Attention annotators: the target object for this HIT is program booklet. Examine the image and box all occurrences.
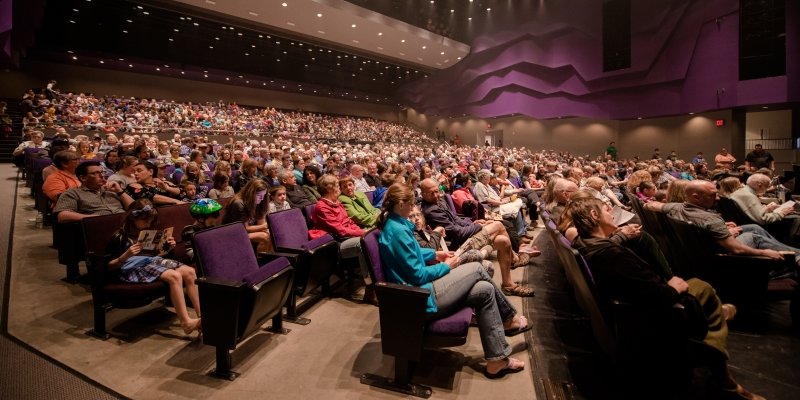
[611,206,635,226]
[136,227,173,256]
[774,200,796,214]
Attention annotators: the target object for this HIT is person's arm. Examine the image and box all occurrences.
[152,193,182,206]
[716,235,783,261]
[42,174,68,202]
[644,201,666,213]
[389,230,450,285]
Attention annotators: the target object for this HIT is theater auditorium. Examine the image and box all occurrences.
[0,0,798,399]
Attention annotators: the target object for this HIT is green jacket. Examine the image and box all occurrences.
[339,191,380,229]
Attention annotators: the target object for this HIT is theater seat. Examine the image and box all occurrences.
[82,212,167,339]
[192,223,295,380]
[359,229,472,398]
[267,208,338,324]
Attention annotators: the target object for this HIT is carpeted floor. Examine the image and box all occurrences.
[1,164,539,400]
[525,222,800,400]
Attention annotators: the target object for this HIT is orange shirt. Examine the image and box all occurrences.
[42,169,81,204]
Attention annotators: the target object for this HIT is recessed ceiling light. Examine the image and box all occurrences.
[122,30,128,33]
[246,80,249,83]
[401,39,405,43]
[156,67,160,71]
[352,40,359,43]
[487,8,491,11]
[317,30,325,34]
[209,45,214,49]
[457,56,462,60]
[164,65,169,67]
[69,20,75,23]
[126,19,132,23]
[399,52,405,56]
[118,58,124,61]
[378,32,383,36]
[204,74,208,78]
[225,77,229,80]
[249,11,258,16]
[67,50,73,53]
[281,2,287,7]
[206,0,216,4]
[258,34,263,38]
[351,24,357,28]
[181,71,185,74]
[174,28,179,32]
[237,32,242,36]
[440,51,445,55]
[128,64,133,67]
[251,44,256,47]
[215,37,219,40]
[287,22,295,26]
[276,59,280,62]
[71,56,77,60]
[422,46,426,49]
[450,9,454,13]
[193,22,199,26]
[468,17,472,21]
[99,60,104,64]
[244,52,249,56]
[377,46,383,50]
[142,11,149,15]
[317,13,322,17]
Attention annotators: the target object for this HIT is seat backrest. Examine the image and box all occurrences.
[302,204,315,228]
[82,213,126,256]
[362,229,384,283]
[154,203,194,259]
[267,208,310,247]
[193,223,258,280]
[443,193,458,215]
[163,165,176,176]
[716,197,756,226]
[171,171,184,185]
[364,190,374,204]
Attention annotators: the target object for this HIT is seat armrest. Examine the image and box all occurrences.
[258,251,299,265]
[275,245,305,254]
[374,281,430,298]
[197,276,245,289]
[374,282,430,360]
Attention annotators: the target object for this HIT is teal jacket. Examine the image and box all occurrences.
[378,212,450,313]
[339,191,380,229]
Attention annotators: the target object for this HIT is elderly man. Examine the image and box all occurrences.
[350,164,373,193]
[12,130,49,167]
[545,178,579,222]
[419,178,535,297]
[730,173,800,246]
[647,180,799,277]
[278,169,314,208]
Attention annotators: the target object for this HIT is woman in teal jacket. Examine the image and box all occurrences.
[377,183,531,379]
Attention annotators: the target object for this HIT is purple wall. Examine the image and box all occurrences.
[399,0,797,120]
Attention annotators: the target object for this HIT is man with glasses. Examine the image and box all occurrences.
[54,161,133,223]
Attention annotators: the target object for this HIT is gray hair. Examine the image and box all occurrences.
[476,169,493,182]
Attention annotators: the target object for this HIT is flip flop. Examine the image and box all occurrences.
[518,244,542,257]
[483,358,525,379]
[503,317,533,337]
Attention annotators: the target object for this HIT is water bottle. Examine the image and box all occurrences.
[34,212,43,228]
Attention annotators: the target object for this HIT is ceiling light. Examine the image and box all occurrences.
[468,17,472,20]
[168,38,174,41]
[422,46,426,49]
[142,11,149,15]
[174,28,179,32]
[209,45,214,49]
[276,59,280,62]
[71,56,77,60]
[352,40,359,43]
[457,56,462,60]
[399,52,405,56]
[204,74,208,78]
[258,34,263,38]
[122,30,128,33]
[286,22,295,26]
[238,75,243,78]
[206,0,216,4]
[126,19,132,23]
[181,71,185,74]
[351,24,357,28]
[244,52,249,56]
[440,51,445,55]
[401,39,405,43]
[281,2,287,7]
[317,30,325,34]
[487,8,491,11]
[99,60,104,64]
[164,65,169,67]
[128,64,133,67]
[73,8,79,12]
[118,58,124,61]
[248,11,258,16]
[317,13,322,17]
[156,67,160,71]
[237,32,242,36]
[225,77,229,80]
[377,46,383,50]
[69,20,75,23]
[251,44,256,47]
[222,26,227,30]
[378,32,383,36]
[193,22,199,26]
[451,9,454,13]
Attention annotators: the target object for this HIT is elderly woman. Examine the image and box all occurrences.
[338,175,380,229]
[378,183,529,378]
[312,174,371,296]
[474,169,526,235]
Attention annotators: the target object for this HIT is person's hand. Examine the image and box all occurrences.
[728,226,742,237]
[761,249,785,262]
[667,276,688,294]
[435,250,454,263]
[444,256,459,269]
[124,242,142,259]
[154,178,168,189]
[105,181,123,194]
[780,208,795,216]
[433,226,446,236]
[474,219,487,225]
[724,221,738,228]
[765,202,780,212]
[500,198,509,204]
[617,224,641,239]
[166,236,176,247]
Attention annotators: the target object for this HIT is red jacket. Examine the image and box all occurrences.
[312,197,364,238]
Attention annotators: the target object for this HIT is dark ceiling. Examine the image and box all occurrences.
[26,0,527,105]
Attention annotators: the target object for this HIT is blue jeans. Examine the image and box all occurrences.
[429,262,516,360]
[737,224,800,263]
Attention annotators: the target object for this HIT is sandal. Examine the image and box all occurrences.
[502,284,535,297]
[483,357,525,379]
[503,315,533,336]
[182,318,202,334]
[511,253,530,269]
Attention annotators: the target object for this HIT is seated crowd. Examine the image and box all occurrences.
[11,82,796,396]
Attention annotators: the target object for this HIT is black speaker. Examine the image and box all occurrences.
[603,0,631,72]
[740,0,786,80]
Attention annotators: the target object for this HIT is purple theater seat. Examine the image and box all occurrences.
[192,223,294,380]
[266,208,338,323]
[360,229,472,397]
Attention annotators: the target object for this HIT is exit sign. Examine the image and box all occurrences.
[715,119,725,127]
